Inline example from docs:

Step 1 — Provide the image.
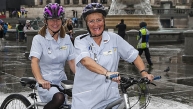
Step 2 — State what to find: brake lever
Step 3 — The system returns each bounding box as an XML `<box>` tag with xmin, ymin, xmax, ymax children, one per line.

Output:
<box><xmin>149</xmin><ymin>76</ymin><xmax>161</xmax><ymax>86</ymax></box>
<box><xmin>150</xmin><ymin>83</ymin><xmax>156</xmax><ymax>86</ymax></box>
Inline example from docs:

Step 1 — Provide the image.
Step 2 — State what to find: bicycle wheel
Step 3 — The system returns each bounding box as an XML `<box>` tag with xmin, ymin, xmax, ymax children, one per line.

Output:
<box><xmin>0</xmin><ymin>94</ymin><xmax>31</xmax><ymax>109</ymax></box>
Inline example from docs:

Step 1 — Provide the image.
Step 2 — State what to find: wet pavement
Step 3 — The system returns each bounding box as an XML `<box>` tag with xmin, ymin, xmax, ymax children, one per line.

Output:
<box><xmin>0</xmin><ymin>39</ymin><xmax>193</xmax><ymax>108</ymax></box>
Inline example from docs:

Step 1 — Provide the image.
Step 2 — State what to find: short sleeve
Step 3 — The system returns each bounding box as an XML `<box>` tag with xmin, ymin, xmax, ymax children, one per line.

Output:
<box><xmin>74</xmin><ymin>36</ymin><xmax>90</xmax><ymax>66</ymax></box>
<box><xmin>116</xmin><ymin>34</ymin><xmax>138</xmax><ymax>63</ymax></box>
<box><xmin>28</xmin><ymin>35</ymin><xmax>43</xmax><ymax>60</ymax></box>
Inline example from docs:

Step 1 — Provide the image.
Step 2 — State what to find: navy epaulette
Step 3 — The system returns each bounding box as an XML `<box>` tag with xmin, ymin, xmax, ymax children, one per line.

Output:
<box><xmin>80</xmin><ymin>33</ymin><xmax>89</xmax><ymax>39</ymax></box>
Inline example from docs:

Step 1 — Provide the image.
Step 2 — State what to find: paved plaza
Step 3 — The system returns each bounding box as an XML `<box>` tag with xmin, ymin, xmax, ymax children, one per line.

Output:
<box><xmin>0</xmin><ymin>38</ymin><xmax>193</xmax><ymax>108</ymax></box>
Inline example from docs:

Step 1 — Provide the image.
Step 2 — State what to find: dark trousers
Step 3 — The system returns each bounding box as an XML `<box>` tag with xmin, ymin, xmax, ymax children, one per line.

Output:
<box><xmin>138</xmin><ymin>48</ymin><xmax>153</xmax><ymax>66</ymax></box>
<box><xmin>18</xmin><ymin>32</ymin><xmax>24</xmax><ymax>41</ymax></box>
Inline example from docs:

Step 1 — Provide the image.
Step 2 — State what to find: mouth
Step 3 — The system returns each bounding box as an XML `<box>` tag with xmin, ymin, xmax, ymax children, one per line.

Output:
<box><xmin>93</xmin><ymin>27</ymin><xmax>100</xmax><ymax>32</ymax></box>
<box><xmin>51</xmin><ymin>25</ymin><xmax>60</xmax><ymax>30</ymax></box>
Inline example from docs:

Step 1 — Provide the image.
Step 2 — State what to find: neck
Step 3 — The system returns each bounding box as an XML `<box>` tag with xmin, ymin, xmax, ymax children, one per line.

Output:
<box><xmin>93</xmin><ymin>36</ymin><xmax>102</xmax><ymax>46</ymax></box>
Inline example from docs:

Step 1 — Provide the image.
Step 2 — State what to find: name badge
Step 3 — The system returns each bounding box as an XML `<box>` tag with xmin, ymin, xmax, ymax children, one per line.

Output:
<box><xmin>103</xmin><ymin>50</ymin><xmax>113</xmax><ymax>55</ymax></box>
<box><xmin>60</xmin><ymin>46</ymin><xmax>67</xmax><ymax>50</ymax></box>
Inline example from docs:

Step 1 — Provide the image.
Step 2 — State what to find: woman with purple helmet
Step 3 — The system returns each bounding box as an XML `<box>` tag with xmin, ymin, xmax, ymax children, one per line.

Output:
<box><xmin>72</xmin><ymin>3</ymin><xmax>154</xmax><ymax>109</ymax></box>
<box><xmin>29</xmin><ymin>3</ymin><xmax>75</xmax><ymax>109</ymax></box>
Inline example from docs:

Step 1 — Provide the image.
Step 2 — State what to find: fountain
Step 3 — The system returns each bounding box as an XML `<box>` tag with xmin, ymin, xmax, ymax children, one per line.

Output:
<box><xmin>105</xmin><ymin>0</ymin><xmax>159</xmax><ymax>30</ymax></box>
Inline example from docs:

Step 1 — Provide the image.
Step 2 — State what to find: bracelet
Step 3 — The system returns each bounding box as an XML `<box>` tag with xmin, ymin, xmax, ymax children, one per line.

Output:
<box><xmin>140</xmin><ymin>70</ymin><xmax>146</xmax><ymax>73</ymax></box>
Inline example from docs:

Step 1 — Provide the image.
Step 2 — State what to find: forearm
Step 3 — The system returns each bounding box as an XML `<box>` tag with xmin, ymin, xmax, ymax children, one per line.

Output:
<box><xmin>31</xmin><ymin>57</ymin><xmax>43</xmax><ymax>82</ymax></box>
<box><xmin>133</xmin><ymin>55</ymin><xmax>148</xmax><ymax>77</ymax></box>
<box><xmin>68</xmin><ymin>59</ymin><xmax>75</xmax><ymax>74</ymax></box>
<box><xmin>80</xmin><ymin>57</ymin><xmax>107</xmax><ymax>76</ymax></box>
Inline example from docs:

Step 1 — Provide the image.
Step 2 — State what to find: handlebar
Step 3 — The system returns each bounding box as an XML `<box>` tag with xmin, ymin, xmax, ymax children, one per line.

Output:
<box><xmin>39</xmin><ymin>84</ymin><xmax>72</xmax><ymax>97</ymax></box>
<box><xmin>120</xmin><ymin>76</ymin><xmax>161</xmax><ymax>93</ymax></box>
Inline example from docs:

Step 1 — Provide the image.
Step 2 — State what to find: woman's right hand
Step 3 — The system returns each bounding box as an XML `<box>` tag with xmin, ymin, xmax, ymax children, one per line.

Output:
<box><xmin>38</xmin><ymin>79</ymin><xmax>51</xmax><ymax>90</ymax></box>
<box><xmin>106</xmin><ymin>72</ymin><xmax>120</xmax><ymax>83</ymax></box>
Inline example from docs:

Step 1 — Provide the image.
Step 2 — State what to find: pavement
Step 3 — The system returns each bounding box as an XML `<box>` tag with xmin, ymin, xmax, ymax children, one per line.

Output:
<box><xmin>0</xmin><ymin>39</ymin><xmax>193</xmax><ymax>108</ymax></box>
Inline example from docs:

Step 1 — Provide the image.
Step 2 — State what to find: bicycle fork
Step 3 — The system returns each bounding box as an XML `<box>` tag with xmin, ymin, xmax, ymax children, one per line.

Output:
<box><xmin>123</xmin><ymin>93</ymin><xmax>131</xmax><ymax>109</ymax></box>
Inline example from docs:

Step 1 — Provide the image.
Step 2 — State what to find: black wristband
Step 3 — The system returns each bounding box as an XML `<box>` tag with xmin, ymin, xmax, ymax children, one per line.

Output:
<box><xmin>140</xmin><ymin>70</ymin><xmax>146</xmax><ymax>73</ymax></box>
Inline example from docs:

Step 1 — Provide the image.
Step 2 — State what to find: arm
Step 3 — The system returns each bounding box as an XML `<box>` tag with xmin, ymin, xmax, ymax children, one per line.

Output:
<box><xmin>68</xmin><ymin>59</ymin><xmax>75</xmax><ymax>74</ymax></box>
<box><xmin>80</xmin><ymin>57</ymin><xmax>107</xmax><ymax>75</ymax></box>
<box><xmin>31</xmin><ymin>57</ymin><xmax>51</xmax><ymax>89</ymax></box>
<box><xmin>133</xmin><ymin>55</ymin><xmax>154</xmax><ymax>81</ymax></box>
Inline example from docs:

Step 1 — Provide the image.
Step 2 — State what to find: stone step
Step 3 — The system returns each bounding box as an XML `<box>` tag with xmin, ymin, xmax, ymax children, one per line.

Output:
<box><xmin>105</xmin><ymin>15</ymin><xmax>160</xmax><ymax>31</ymax></box>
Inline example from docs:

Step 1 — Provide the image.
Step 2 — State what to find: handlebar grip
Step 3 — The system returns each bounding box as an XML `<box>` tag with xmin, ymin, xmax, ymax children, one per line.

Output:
<box><xmin>39</xmin><ymin>84</ymin><xmax>54</xmax><ymax>87</ymax></box>
<box><xmin>107</xmin><ymin>74</ymin><xmax>119</xmax><ymax>79</ymax></box>
<box><xmin>153</xmin><ymin>76</ymin><xmax>161</xmax><ymax>80</ymax></box>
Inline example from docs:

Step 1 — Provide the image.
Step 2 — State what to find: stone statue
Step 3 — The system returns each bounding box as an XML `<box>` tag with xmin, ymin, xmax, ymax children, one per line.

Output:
<box><xmin>108</xmin><ymin>0</ymin><xmax>153</xmax><ymax>15</ymax></box>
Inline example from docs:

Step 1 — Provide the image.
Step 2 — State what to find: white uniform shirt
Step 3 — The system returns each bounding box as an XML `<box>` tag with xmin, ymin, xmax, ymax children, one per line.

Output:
<box><xmin>29</xmin><ymin>29</ymin><xmax>75</xmax><ymax>102</ymax></box>
<box><xmin>72</xmin><ymin>31</ymin><xmax>138</xmax><ymax>109</ymax></box>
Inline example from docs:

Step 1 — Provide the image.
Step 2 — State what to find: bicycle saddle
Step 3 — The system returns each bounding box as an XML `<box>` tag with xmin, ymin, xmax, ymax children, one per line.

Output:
<box><xmin>20</xmin><ymin>77</ymin><xmax>36</xmax><ymax>89</ymax></box>
<box><xmin>61</xmin><ymin>80</ymin><xmax>73</xmax><ymax>89</ymax></box>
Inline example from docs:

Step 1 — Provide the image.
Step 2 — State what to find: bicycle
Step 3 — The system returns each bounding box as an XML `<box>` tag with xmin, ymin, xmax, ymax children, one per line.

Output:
<box><xmin>0</xmin><ymin>77</ymin><xmax>73</xmax><ymax>109</ymax></box>
<box><xmin>0</xmin><ymin>75</ymin><xmax>161</xmax><ymax>109</ymax></box>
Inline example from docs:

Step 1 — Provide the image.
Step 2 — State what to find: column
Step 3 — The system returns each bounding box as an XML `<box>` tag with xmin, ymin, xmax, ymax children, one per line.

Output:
<box><xmin>79</xmin><ymin>0</ymin><xmax>82</xmax><ymax>5</ymax></box>
<box><xmin>69</xmin><ymin>0</ymin><xmax>73</xmax><ymax>4</ymax></box>
<box><xmin>43</xmin><ymin>0</ymin><xmax>47</xmax><ymax>5</ymax></box>
<box><xmin>107</xmin><ymin>0</ymin><xmax>111</xmax><ymax>5</ymax></box>
<box><xmin>51</xmin><ymin>0</ymin><xmax>55</xmax><ymax>3</ymax></box>
<box><xmin>34</xmin><ymin>0</ymin><xmax>38</xmax><ymax>5</ymax></box>
<box><xmin>60</xmin><ymin>0</ymin><xmax>64</xmax><ymax>5</ymax></box>
<box><xmin>182</xmin><ymin>30</ymin><xmax>193</xmax><ymax>63</ymax></box>
<box><xmin>88</xmin><ymin>0</ymin><xmax>91</xmax><ymax>3</ymax></box>
<box><xmin>97</xmin><ymin>0</ymin><xmax>100</xmax><ymax>3</ymax></box>
<box><xmin>126</xmin><ymin>30</ymin><xmax>138</xmax><ymax>49</ymax></box>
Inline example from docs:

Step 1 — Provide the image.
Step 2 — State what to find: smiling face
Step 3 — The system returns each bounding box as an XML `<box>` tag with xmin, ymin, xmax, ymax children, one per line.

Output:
<box><xmin>86</xmin><ymin>12</ymin><xmax>105</xmax><ymax>37</ymax></box>
<box><xmin>47</xmin><ymin>18</ymin><xmax>62</xmax><ymax>34</ymax></box>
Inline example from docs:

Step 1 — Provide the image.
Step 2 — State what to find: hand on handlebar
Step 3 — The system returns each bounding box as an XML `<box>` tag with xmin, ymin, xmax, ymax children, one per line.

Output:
<box><xmin>38</xmin><ymin>79</ymin><xmax>51</xmax><ymax>90</ymax></box>
<box><xmin>143</xmin><ymin>74</ymin><xmax>154</xmax><ymax>82</ymax></box>
<box><xmin>106</xmin><ymin>72</ymin><xmax>121</xmax><ymax>83</ymax></box>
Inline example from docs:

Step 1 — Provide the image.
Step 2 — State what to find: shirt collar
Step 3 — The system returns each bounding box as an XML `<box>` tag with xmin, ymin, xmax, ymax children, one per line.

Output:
<box><xmin>102</xmin><ymin>31</ymin><xmax>110</xmax><ymax>43</ymax></box>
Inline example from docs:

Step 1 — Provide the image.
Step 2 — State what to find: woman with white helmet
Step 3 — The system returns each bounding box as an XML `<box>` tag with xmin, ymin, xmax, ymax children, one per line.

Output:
<box><xmin>29</xmin><ymin>3</ymin><xmax>75</xmax><ymax>109</ymax></box>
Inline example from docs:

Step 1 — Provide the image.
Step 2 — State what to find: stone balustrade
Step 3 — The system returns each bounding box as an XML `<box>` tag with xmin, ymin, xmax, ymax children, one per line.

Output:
<box><xmin>182</xmin><ymin>30</ymin><xmax>193</xmax><ymax>63</ymax></box>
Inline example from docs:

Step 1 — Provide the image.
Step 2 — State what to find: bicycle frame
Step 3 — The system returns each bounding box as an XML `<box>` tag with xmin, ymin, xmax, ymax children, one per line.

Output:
<box><xmin>26</xmin><ymin>88</ymin><xmax>47</xmax><ymax>109</ymax></box>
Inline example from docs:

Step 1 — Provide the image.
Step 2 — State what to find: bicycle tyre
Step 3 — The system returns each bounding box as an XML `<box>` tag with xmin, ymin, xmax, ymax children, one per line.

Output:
<box><xmin>0</xmin><ymin>94</ymin><xmax>31</xmax><ymax>109</ymax></box>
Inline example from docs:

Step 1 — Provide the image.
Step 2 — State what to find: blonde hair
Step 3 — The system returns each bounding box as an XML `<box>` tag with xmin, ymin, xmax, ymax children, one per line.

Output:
<box><xmin>38</xmin><ymin>20</ymin><xmax>66</xmax><ymax>38</ymax></box>
<box><xmin>64</xmin><ymin>18</ymin><xmax>72</xmax><ymax>27</ymax></box>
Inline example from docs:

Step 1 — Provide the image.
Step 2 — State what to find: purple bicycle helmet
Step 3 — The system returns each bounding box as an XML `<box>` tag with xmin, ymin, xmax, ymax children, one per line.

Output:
<box><xmin>82</xmin><ymin>3</ymin><xmax>107</xmax><ymax>20</ymax></box>
<box><xmin>43</xmin><ymin>3</ymin><xmax>65</xmax><ymax>19</ymax></box>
